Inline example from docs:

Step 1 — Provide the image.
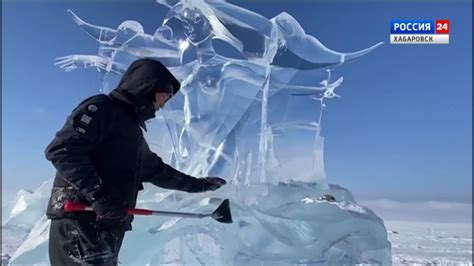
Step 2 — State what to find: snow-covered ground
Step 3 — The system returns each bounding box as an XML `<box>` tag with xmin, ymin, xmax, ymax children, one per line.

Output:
<box><xmin>386</xmin><ymin>221</ymin><xmax>472</xmax><ymax>265</ymax></box>
<box><xmin>361</xmin><ymin>199</ymin><xmax>472</xmax><ymax>265</ymax></box>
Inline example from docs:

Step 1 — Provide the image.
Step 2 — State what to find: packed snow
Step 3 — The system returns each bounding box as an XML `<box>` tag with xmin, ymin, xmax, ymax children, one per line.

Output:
<box><xmin>387</xmin><ymin>221</ymin><xmax>472</xmax><ymax>265</ymax></box>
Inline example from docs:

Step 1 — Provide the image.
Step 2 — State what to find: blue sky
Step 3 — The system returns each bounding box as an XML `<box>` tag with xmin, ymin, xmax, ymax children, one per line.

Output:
<box><xmin>2</xmin><ymin>0</ymin><xmax>472</xmax><ymax>204</ymax></box>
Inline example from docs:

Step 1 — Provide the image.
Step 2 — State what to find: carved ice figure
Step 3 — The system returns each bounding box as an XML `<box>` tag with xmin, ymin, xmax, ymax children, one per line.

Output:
<box><xmin>157</xmin><ymin>0</ymin><xmax>382</xmax><ymax>187</ymax></box>
<box><xmin>54</xmin><ymin>0</ymin><xmax>382</xmax><ymax>188</ymax></box>
<box><xmin>160</xmin><ymin>2</ymin><xmax>268</xmax><ymax>180</ymax></box>
<box><xmin>55</xmin><ymin>10</ymin><xmax>191</xmax><ymax>91</ymax></box>
<box><xmin>166</xmin><ymin>0</ymin><xmax>382</xmax><ymax>65</ymax></box>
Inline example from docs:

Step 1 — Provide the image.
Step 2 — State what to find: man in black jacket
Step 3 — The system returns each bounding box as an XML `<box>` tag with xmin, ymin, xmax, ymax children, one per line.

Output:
<box><xmin>45</xmin><ymin>58</ymin><xmax>226</xmax><ymax>265</ymax></box>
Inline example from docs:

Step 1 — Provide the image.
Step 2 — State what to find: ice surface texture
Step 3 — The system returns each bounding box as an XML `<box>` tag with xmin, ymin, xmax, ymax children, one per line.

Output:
<box><xmin>8</xmin><ymin>0</ymin><xmax>390</xmax><ymax>264</ymax></box>
<box><xmin>7</xmin><ymin>183</ymin><xmax>390</xmax><ymax>265</ymax></box>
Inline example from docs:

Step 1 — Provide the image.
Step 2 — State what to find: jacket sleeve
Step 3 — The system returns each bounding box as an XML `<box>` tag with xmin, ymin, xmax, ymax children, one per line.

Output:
<box><xmin>45</xmin><ymin>95</ymin><xmax>115</xmax><ymax>202</ymax></box>
<box><xmin>140</xmin><ymin>141</ymin><xmax>200</xmax><ymax>192</ymax></box>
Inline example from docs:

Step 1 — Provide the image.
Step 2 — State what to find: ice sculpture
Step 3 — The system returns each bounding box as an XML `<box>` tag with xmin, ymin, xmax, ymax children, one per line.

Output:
<box><xmin>7</xmin><ymin>0</ymin><xmax>391</xmax><ymax>264</ymax></box>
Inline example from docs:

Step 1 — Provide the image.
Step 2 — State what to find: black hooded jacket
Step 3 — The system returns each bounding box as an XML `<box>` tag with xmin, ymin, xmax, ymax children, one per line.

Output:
<box><xmin>45</xmin><ymin>59</ymin><xmax>200</xmax><ymax>228</ymax></box>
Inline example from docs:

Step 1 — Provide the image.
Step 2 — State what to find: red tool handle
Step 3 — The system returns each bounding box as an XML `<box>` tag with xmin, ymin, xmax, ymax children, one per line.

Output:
<box><xmin>126</xmin><ymin>208</ymin><xmax>153</xmax><ymax>215</ymax></box>
<box><xmin>64</xmin><ymin>201</ymin><xmax>90</xmax><ymax>212</ymax></box>
<box><xmin>64</xmin><ymin>201</ymin><xmax>153</xmax><ymax>215</ymax></box>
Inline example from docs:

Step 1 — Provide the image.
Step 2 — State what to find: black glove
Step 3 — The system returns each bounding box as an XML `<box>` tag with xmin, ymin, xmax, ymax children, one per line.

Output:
<box><xmin>188</xmin><ymin>177</ymin><xmax>227</xmax><ymax>193</ymax></box>
<box><xmin>92</xmin><ymin>197</ymin><xmax>129</xmax><ymax>225</ymax></box>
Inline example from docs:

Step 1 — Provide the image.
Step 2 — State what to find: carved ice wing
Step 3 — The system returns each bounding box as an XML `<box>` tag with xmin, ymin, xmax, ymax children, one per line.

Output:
<box><xmin>204</xmin><ymin>0</ymin><xmax>274</xmax><ymax>57</ymax></box>
<box><xmin>271</xmin><ymin>12</ymin><xmax>383</xmax><ymax>69</ymax></box>
<box><xmin>67</xmin><ymin>10</ymin><xmax>118</xmax><ymax>44</ymax></box>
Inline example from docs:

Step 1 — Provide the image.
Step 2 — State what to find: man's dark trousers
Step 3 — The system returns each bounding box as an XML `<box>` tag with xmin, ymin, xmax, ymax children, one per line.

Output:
<box><xmin>49</xmin><ymin>218</ymin><xmax>125</xmax><ymax>265</ymax></box>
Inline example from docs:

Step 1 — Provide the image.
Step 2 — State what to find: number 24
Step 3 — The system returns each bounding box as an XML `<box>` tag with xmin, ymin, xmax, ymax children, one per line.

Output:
<box><xmin>437</xmin><ymin>23</ymin><xmax>448</xmax><ymax>31</ymax></box>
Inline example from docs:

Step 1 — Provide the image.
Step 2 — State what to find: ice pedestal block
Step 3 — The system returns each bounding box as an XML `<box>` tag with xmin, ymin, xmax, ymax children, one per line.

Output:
<box><xmin>7</xmin><ymin>182</ymin><xmax>391</xmax><ymax>265</ymax></box>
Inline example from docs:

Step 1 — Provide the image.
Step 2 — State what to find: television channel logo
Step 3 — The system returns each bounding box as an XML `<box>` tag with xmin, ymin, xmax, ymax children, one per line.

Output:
<box><xmin>390</xmin><ymin>20</ymin><xmax>449</xmax><ymax>44</ymax></box>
